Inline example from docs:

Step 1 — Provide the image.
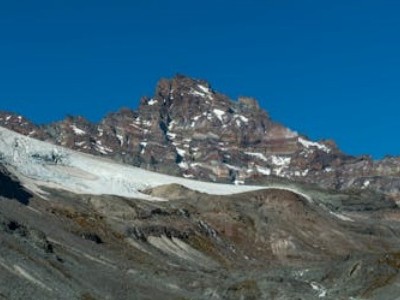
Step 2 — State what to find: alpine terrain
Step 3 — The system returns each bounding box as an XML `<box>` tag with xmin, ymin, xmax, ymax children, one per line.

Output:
<box><xmin>1</xmin><ymin>75</ymin><xmax>400</xmax><ymax>299</ymax></box>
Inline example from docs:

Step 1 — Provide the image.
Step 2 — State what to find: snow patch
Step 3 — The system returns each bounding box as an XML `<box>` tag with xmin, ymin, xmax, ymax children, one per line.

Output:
<box><xmin>70</xmin><ymin>125</ymin><xmax>86</xmax><ymax>136</ymax></box>
<box><xmin>190</xmin><ymin>90</ymin><xmax>207</xmax><ymax>97</ymax></box>
<box><xmin>140</xmin><ymin>142</ymin><xmax>147</xmax><ymax>154</ymax></box>
<box><xmin>257</xmin><ymin>166</ymin><xmax>271</xmax><ymax>176</ymax></box>
<box><xmin>310</xmin><ymin>282</ymin><xmax>327</xmax><ymax>298</ymax></box>
<box><xmin>293</xmin><ymin>169</ymin><xmax>309</xmax><ymax>177</ymax></box>
<box><xmin>234</xmin><ymin>114</ymin><xmax>249</xmax><ymax>123</ymax></box>
<box><xmin>245</xmin><ymin>152</ymin><xmax>268</xmax><ymax>161</ymax></box>
<box><xmin>234</xmin><ymin>180</ymin><xmax>245</xmax><ymax>185</ymax></box>
<box><xmin>271</xmin><ymin>155</ymin><xmax>291</xmax><ymax>166</ymax></box>
<box><xmin>75</xmin><ymin>141</ymin><xmax>86</xmax><ymax>147</ymax></box>
<box><xmin>239</xmin><ymin>115</ymin><xmax>249</xmax><ymax>123</ymax></box>
<box><xmin>168</xmin><ymin>120</ymin><xmax>177</xmax><ymax>130</ymax></box>
<box><xmin>225</xmin><ymin>164</ymin><xmax>241</xmax><ymax>171</ymax></box>
<box><xmin>197</xmin><ymin>84</ymin><xmax>211</xmax><ymax>94</ymax></box>
<box><xmin>148</xmin><ymin>98</ymin><xmax>158</xmax><ymax>106</ymax></box>
<box><xmin>116</xmin><ymin>134</ymin><xmax>124</xmax><ymax>146</ymax></box>
<box><xmin>330</xmin><ymin>212</ymin><xmax>354</xmax><ymax>222</ymax></box>
<box><xmin>94</xmin><ymin>141</ymin><xmax>114</xmax><ymax>155</ymax></box>
<box><xmin>178</xmin><ymin>162</ymin><xmax>189</xmax><ymax>169</ymax></box>
<box><xmin>213</xmin><ymin>109</ymin><xmax>225</xmax><ymax>122</ymax></box>
<box><xmin>176</xmin><ymin>147</ymin><xmax>186</xmax><ymax>157</ymax></box>
<box><xmin>363</xmin><ymin>180</ymin><xmax>370</xmax><ymax>188</ymax></box>
<box><xmin>299</xmin><ymin>137</ymin><xmax>330</xmax><ymax>153</ymax></box>
<box><xmin>167</xmin><ymin>132</ymin><xmax>177</xmax><ymax>139</ymax></box>
<box><xmin>189</xmin><ymin>85</ymin><xmax>213</xmax><ymax>100</ymax></box>
<box><xmin>183</xmin><ymin>173</ymin><xmax>194</xmax><ymax>178</ymax></box>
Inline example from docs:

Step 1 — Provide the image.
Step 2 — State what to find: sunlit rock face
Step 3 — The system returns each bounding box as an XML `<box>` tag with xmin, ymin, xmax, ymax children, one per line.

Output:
<box><xmin>1</xmin><ymin>75</ymin><xmax>400</xmax><ymax>197</ymax></box>
<box><xmin>2</xmin><ymin>76</ymin><xmax>400</xmax><ymax>299</ymax></box>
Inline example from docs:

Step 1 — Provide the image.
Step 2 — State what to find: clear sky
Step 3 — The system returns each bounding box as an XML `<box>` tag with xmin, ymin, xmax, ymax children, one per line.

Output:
<box><xmin>0</xmin><ymin>0</ymin><xmax>399</xmax><ymax>158</ymax></box>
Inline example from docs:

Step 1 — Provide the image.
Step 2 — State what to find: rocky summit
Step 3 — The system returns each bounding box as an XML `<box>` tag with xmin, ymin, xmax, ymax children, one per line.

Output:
<box><xmin>1</xmin><ymin>75</ymin><xmax>400</xmax><ymax>199</ymax></box>
<box><xmin>1</xmin><ymin>75</ymin><xmax>400</xmax><ymax>299</ymax></box>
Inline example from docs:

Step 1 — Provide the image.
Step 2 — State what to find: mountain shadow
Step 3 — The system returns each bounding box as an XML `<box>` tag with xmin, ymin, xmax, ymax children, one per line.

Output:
<box><xmin>0</xmin><ymin>166</ymin><xmax>32</xmax><ymax>205</ymax></box>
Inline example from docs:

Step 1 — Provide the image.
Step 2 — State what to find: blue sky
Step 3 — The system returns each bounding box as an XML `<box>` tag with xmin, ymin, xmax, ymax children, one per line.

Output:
<box><xmin>0</xmin><ymin>0</ymin><xmax>399</xmax><ymax>158</ymax></box>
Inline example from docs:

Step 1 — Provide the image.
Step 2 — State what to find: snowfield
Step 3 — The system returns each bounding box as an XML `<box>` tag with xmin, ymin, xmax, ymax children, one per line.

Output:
<box><xmin>0</xmin><ymin>127</ymin><xmax>314</xmax><ymax>201</ymax></box>
<box><xmin>0</xmin><ymin>127</ymin><xmax>278</xmax><ymax>200</ymax></box>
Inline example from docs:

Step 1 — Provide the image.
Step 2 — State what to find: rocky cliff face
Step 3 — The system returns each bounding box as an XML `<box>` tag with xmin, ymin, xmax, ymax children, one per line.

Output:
<box><xmin>1</xmin><ymin>75</ymin><xmax>400</xmax><ymax>199</ymax></box>
<box><xmin>2</xmin><ymin>76</ymin><xmax>400</xmax><ymax>299</ymax></box>
<box><xmin>1</xmin><ymin>169</ymin><xmax>400</xmax><ymax>299</ymax></box>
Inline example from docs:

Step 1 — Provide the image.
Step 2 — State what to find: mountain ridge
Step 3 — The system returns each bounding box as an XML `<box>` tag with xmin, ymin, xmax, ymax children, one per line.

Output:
<box><xmin>1</xmin><ymin>75</ymin><xmax>399</xmax><ymax>201</ymax></box>
<box><xmin>1</xmin><ymin>76</ymin><xmax>400</xmax><ymax>299</ymax></box>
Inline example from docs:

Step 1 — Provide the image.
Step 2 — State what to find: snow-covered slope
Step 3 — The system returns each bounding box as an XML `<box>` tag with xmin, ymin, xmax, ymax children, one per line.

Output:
<box><xmin>0</xmin><ymin>127</ymin><xmax>272</xmax><ymax>200</ymax></box>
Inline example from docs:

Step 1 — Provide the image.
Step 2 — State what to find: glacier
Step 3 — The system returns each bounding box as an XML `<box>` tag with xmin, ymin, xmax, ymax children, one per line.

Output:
<box><xmin>0</xmin><ymin>127</ymin><xmax>274</xmax><ymax>200</ymax></box>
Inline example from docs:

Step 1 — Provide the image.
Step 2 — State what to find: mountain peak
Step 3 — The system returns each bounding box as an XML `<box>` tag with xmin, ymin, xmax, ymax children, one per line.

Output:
<box><xmin>2</xmin><ymin>75</ymin><xmax>398</xmax><ymax>195</ymax></box>
<box><xmin>154</xmin><ymin>74</ymin><xmax>214</xmax><ymax>103</ymax></box>
<box><xmin>238</xmin><ymin>96</ymin><xmax>260</xmax><ymax>110</ymax></box>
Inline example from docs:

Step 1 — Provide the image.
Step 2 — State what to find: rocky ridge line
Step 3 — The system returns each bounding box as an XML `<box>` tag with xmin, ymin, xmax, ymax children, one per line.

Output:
<box><xmin>1</xmin><ymin>75</ymin><xmax>400</xmax><ymax>201</ymax></box>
